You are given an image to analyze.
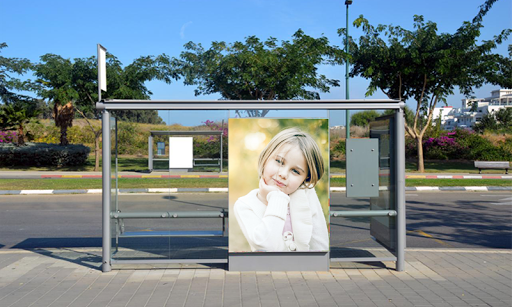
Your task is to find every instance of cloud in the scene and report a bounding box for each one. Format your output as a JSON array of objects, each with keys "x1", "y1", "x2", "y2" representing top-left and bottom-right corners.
[{"x1": 180, "y1": 21, "x2": 193, "y2": 39}]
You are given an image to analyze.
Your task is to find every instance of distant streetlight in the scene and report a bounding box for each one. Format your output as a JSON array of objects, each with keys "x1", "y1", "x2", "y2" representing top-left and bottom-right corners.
[{"x1": 345, "y1": 0, "x2": 352, "y2": 139}]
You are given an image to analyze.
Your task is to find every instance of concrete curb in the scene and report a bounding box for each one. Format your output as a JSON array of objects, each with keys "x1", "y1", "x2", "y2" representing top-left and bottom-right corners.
[{"x1": 1, "y1": 186, "x2": 510, "y2": 195}]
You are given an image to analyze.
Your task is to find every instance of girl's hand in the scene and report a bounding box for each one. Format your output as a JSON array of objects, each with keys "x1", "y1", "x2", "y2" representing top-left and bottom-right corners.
[{"x1": 259, "y1": 177, "x2": 280, "y2": 203}]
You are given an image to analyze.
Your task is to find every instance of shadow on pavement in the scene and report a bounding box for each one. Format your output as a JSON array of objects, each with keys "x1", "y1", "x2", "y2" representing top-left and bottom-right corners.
[
  {"x1": 407, "y1": 198, "x2": 512, "y2": 249},
  {"x1": 9, "y1": 237, "x2": 228, "y2": 271},
  {"x1": 11, "y1": 237, "x2": 102, "y2": 249}
]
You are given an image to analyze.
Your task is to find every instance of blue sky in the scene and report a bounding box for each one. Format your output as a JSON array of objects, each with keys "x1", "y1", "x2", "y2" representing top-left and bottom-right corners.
[{"x1": 2, "y1": 0, "x2": 511, "y2": 126}]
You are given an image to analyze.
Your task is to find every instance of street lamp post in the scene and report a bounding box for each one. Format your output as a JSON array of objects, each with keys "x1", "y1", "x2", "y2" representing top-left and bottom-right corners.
[{"x1": 345, "y1": 0, "x2": 352, "y2": 139}]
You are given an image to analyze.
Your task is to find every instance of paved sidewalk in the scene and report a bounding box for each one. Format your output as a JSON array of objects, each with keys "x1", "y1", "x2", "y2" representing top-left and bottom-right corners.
[{"x1": 0, "y1": 248, "x2": 510, "y2": 307}]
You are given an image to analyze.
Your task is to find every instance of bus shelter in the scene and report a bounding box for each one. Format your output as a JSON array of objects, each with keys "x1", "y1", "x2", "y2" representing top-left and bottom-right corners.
[
  {"x1": 148, "y1": 130, "x2": 224, "y2": 173},
  {"x1": 97, "y1": 99, "x2": 406, "y2": 273}
]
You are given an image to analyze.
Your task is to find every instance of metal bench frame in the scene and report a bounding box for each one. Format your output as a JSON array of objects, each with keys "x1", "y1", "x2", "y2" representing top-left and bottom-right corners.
[{"x1": 112, "y1": 210, "x2": 228, "y2": 253}]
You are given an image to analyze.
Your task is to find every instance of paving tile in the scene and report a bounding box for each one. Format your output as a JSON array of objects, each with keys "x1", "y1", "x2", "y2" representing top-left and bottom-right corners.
[
  {"x1": 48, "y1": 269, "x2": 101, "y2": 306},
  {"x1": 84, "y1": 271, "x2": 133, "y2": 307},
  {"x1": 0, "y1": 249, "x2": 510, "y2": 307}
]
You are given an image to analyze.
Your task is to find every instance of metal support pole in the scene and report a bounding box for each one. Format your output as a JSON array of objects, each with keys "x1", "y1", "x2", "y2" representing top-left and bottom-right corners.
[
  {"x1": 148, "y1": 134, "x2": 153, "y2": 172},
  {"x1": 115, "y1": 117, "x2": 118, "y2": 213},
  {"x1": 102, "y1": 110, "x2": 111, "y2": 272},
  {"x1": 395, "y1": 107, "x2": 406, "y2": 271},
  {"x1": 345, "y1": 3, "x2": 350, "y2": 139},
  {"x1": 220, "y1": 120, "x2": 224, "y2": 173}
]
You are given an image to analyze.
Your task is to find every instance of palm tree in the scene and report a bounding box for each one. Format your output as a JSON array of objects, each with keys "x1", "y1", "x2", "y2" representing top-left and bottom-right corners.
[
  {"x1": 53, "y1": 101, "x2": 74, "y2": 146},
  {"x1": 34, "y1": 54, "x2": 78, "y2": 146}
]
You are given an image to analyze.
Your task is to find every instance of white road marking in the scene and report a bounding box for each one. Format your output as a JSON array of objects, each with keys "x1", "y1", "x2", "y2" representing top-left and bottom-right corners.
[{"x1": 490, "y1": 197, "x2": 512, "y2": 206}]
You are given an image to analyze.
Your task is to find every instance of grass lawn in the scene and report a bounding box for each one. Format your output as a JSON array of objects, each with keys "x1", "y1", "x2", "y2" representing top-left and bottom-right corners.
[
  {"x1": 0, "y1": 156, "x2": 229, "y2": 172},
  {"x1": 330, "y1": 160, "x2": 504, "y2": 174},
  {"x1": 0, "y1": 156, "x2": 506, "y2": 174},
  {"x1": 0, "y1": 178, "x2": 509, "y2": 190},
  {"x1": 404, "y1": 178, "x2": 511, "y2": 187},
  {"x1": 0, "y1": 178, "x2": 228, "y2": 190},
  {"x1": 330, "y1": 177, "x2": 511, "y2": 187}
]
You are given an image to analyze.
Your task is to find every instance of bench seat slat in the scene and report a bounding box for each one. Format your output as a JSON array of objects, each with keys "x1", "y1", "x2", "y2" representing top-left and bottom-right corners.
[
  {"x1": 474, "y1": 161, "x2": 510, "y2": 174},
  {"x1": 474, "y1": 161, "x2": 510, "y2": 168}
]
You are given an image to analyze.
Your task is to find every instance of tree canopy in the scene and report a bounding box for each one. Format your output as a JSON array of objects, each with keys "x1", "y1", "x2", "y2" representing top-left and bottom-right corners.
[
  {"x1": 172, "y1": 29, "x2": 346, "y2": 117},
  {"x1": 66, "y1": 54, "x2": 172, "y2": 123},
  {"x1": 474, "y1": 108, "x2": 512, "y2": 133},
  {"x1": 0, "y1": 43, "x2": 33, "y2": 105},
  {"x1": 350, "y1": 110, "x2": 380, "y2": 127},
  {"x1": 0, "y1": 43, "x2": 41, "y2": 145},
  {"x1": 33, "y1": 52, "x2": 173, "y2": 169},
  {"x1": 340, "y1": 0, "x2": 511, "y2": 171}
]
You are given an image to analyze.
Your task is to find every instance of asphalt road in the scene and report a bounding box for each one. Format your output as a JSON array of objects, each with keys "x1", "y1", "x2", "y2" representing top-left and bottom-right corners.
[{"x1": 0, "y1": 192, "x2": 510, "y2": 252}]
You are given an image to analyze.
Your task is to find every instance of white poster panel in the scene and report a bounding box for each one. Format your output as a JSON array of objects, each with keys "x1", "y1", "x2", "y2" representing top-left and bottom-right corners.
[{"x1": 169, "y1": 137, "x2": 193, "y2": 168}]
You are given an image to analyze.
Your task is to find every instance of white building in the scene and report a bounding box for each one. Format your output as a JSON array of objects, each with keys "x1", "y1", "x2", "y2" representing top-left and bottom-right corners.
[{"x1": 433, "y1": 89, "x2": 512, "y2": 130}]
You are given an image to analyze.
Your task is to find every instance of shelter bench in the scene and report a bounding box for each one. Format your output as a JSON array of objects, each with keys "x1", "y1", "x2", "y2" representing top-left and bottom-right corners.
[
  {"x1": 193, "y1": 158, "x2": 221, "y2": 167},
  {"x1": 474, "y1": 161, "x2": 510, "y2": 174},
  {"x1": 112, "y1": 210, "x2": 228, "y2": 251}
]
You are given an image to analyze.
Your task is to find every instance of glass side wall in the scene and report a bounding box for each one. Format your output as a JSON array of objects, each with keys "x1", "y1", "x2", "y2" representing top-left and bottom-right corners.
[
  {"x1": 109, "y1": 116, "x2": 118, "y2": 260},
  {"x1": 329, "y1": 110, "x2": 397, "y2": 261},
  {"x1": 110, "y1": 110, "x2": 231, "y2": 262},
  {"x1": 369, "y1": 114, "x2": 397, "y2": 254}
]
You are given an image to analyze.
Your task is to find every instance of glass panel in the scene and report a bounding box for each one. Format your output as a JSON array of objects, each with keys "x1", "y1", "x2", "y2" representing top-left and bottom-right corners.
[
  {"x1": 110, "y1": 116, "x2": 117, "y2": 260},
  {"x1": 369, "y1": 113, "x2": 397, "y2": 253},
  {"x1": 330, "y1": 109, "x2": 397, "y2": 260},
  {"x1": 166, "y1": 110, "x2": 228, "y2": 260},
  {"x1": 110, "y1": 111, "x2": 172, "y2": 261},
  {"x1": 114, "y1": 197, "x2": 171, "y2": 261}
]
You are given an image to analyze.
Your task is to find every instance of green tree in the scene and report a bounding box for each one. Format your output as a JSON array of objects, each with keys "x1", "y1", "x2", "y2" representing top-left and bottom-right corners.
[
  {"x1": 340, "y1": 1, "x2": 511, "y2": 172},
  {"x1": 172, "y1": 30, "x2": 345, "y2": 117},
  {"x1": 72, "y1": 54, "x2": 170, "y2": 123},
  {"x1": 350, "y1": 110, "x2": 380, "y2": 127},
  {"x1": 0, "y1": 43, "x2": 33, "y2": 105},
  {"x1": 474, "y1": 113, "x2": 498, "y2": 133},
  {"x1": 495, "y1": 108, "x2": 512, "y2": 129},
  {"x1": 0, "y1": 43, "x2": 42, "y2": 146},
  {"x1": 35, "y1": 53, "x2": 173, "y2": 170},
  {"x1": 0, "y1": 102, "x2": 40, "y2": 145},
  {"x1": 382, "y1": 105, "x2": 415, "y2": 126},
  {"x1": 33, "y1": 54, "x2": 77, "y2": 146},
  {"x1": 475, "y1": 108, "x2": 512, "y2": 133}
]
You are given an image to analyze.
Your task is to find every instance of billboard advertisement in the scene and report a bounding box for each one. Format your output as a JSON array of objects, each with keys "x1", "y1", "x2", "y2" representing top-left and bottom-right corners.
[{"x1": 229, "y1": 118, "x2": 330, "y2": 252}]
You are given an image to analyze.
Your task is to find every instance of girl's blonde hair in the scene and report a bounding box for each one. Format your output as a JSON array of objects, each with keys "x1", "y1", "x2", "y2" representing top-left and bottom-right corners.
[{"x1": 258, "y1": 127, "x2": 325, "y2": 189}]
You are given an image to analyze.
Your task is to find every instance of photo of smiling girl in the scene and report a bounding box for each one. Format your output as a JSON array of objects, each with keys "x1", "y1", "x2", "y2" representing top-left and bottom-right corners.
[{"x1": 232, "y1": 126, "x2": 329, "y2": 252}]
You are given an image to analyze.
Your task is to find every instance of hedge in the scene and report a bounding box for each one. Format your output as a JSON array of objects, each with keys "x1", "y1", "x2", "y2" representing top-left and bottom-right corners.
[
  {"x1": 406, "y1": 129, "x2": 512, "y2": 161},
  {"x1": 0, "y1": 142, "x2": 90, "y2": 167}
]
